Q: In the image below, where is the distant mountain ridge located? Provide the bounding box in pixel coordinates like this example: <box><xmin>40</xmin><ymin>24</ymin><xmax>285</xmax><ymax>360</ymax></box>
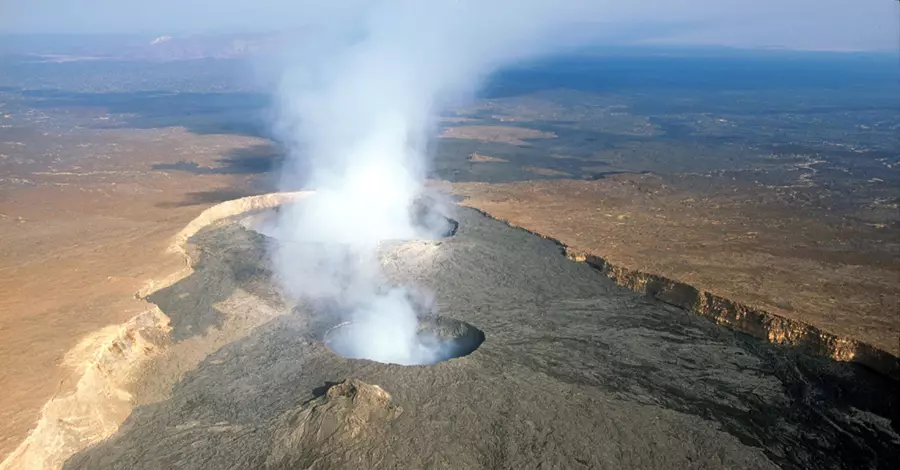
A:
<box><xmin>0</xmin><ymin>33</ymin><xmax>290</xmax><ymax>61</ymax></box>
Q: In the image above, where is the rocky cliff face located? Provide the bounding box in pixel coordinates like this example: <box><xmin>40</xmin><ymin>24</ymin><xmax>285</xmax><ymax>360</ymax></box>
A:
<box><xmin>573</xmin><ymin>251</ymin><xmax>897</xmax><ymax>380</ymax></box>
<box><xmin>467</xmin><ymin>206</ymin><xmax>898</xmax><ymax>381</ymax></box>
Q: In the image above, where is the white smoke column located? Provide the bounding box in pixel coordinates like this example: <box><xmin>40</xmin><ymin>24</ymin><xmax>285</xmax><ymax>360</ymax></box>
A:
<box><xmin>271</xmin><ymin>0</ymin><xmax>592</xmax><ymax>364</ymax></box>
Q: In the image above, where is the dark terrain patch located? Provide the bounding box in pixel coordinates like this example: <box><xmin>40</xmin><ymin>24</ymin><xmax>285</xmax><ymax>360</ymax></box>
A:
<box><xmin>65</xmin><ymin>208</ymin><xmax>898</xmax><ymax>469</ymax></box>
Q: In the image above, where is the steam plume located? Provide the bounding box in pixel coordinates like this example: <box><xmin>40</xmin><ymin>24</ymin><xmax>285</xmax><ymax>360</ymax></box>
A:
<box><xmin>269</xmin><ymin>1</ymin><xmax>590</xmax><ymax>364</ymax></box>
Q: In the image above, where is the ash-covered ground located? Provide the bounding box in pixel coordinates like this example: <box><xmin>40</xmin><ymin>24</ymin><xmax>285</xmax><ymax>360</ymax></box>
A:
<box><xmin>65</xmin><ymin>207</ymin><xmax>898</xmax><ymax>470</ymax></box>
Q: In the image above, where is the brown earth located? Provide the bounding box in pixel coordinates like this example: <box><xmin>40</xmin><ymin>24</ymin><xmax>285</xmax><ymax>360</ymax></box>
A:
<box><xmin>468</xmin><ymin>153</ymin><xmax>508</xmax><ymax>163</ymax></box>
<box><xmin>440</xmin><ymin>125</ymin><xmax>557</xmax><ymax>145</ymax></box>
<box><xmin>453</xmin><ymin>175</ymin><xmax>900</xmax><ymax>358</ymax></box>
<box><xmin>0</xmin><ymin>127</ymin><xmax>268</xmax><ymax>459</ymax></box>
<box><xmin>523</xmin><ymin>166</ymin><xmax>571</xmax><ymax>177</ymax></box>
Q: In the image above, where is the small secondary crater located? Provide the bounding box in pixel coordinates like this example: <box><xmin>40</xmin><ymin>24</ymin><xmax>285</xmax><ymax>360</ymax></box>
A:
<box><xmin>411</xmin><ymin>200</ymin><xmax>458</xmax><ymax>239</ymax></box>
<box><xmin>324</xmin><ymin>316</ymin><xmax>484</xmax><ymax>365</ymax></box>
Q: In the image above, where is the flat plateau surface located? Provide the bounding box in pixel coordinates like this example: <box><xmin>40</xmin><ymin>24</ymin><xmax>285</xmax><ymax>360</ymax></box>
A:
<box><xmin>65</xmin><ymin>208</ymin><xmax>898</xmax><ymax>469</ymax></box>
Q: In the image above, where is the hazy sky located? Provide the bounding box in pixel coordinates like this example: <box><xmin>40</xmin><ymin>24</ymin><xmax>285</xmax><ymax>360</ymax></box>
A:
<box><xmin>1</xmin><ymin>0</ymin><xmax>897</xmax><ymax>51</ymax></box>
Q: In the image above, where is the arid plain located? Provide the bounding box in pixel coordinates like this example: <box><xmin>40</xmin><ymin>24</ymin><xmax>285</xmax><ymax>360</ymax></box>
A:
<box><xmin>0</xmin><ymin>50</ymin><xmax>898</xmax><ymax>467</ymax></box>
<box><xmin>0</xmin><ymin>125</ymin><xmax>277</xmax><ymax>456</ymax></box>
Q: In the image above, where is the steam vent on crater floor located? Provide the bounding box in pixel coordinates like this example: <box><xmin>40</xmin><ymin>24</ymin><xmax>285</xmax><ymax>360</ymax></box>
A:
<box><xmin>62</xmin><ymin>202</ymin><xmax>898</xmax><ymax>470</ymax></box>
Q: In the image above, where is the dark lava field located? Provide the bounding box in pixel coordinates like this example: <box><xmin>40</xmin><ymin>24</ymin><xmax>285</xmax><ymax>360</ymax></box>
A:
<box><xmin>65</xmin><ymin>207</ymin><xmax>898</xmax><ymax>469</ymax></box>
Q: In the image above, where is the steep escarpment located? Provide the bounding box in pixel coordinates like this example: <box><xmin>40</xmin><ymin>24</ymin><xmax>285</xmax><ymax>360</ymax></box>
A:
<box><xmin>1</xmin><ymin>192</ymin><xmax>312</xmax><ymax>470</ymax></box>
<box><xmin>453</xmin><ymin>177</ymin><xmax>899</xmax><ymax>381</ymax></box>
<box><xmin>462</xmin><ymin>204</ymin><xmax>899</xmax><ymax>380</ymax></box>
<box><xmin>572</xmin><ymin>251</ymin><xmax>898</xmax><ymax>380</ymax></box>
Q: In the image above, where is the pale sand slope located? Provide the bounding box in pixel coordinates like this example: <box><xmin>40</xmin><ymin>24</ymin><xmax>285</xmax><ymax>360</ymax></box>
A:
<box><xmin>0</xmin><ymin>127</ymin><xmax>281</xmax><ymax>462</ymax></box>
<box><xmin>1</xmin><ymin>192</ymin><xmax>311</xmax><ymax>470</ymax></box>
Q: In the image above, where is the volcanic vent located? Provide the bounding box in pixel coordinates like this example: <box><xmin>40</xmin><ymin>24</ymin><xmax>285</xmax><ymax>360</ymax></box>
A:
<box><xmin>324</xmin><ymin>315</ymin><xmax>484</xmax><ymax>365</ymax></box>
<box><xmin>242</xmin><ymin>196</ymin><xmax>458</xmax><ymax>243</ymax></box>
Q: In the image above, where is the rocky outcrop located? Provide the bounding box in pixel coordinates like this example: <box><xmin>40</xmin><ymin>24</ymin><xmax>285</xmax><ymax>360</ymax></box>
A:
<box><xmin>0</xmin><ymin>308</ymin><xmax>170</xmax><ymax>470</ymax></box>
<box><xmin>266</xmin><ymin>380</ymin><xmax>402</xmax><ymax>469</ymax></box>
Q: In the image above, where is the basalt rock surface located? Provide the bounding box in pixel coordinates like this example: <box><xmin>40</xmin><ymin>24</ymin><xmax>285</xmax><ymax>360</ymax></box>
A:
<box><xmin>64</xmin><ymin>207</ymin><xmax>898</xmax><ymax>470</ymax></box>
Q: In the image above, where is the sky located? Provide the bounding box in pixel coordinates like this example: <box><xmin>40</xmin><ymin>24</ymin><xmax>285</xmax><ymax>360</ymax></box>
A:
<box><xmin>0</xmin><ymin>0</ymin><xmax>897</xmax><ymax>52</ymax></box>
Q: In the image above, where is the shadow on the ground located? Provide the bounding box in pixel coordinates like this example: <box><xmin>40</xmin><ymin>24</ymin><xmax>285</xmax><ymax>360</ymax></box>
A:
<box><xmin>17</xmin><ymin>88</ymin><xmax>272</xmax><ymax>138</ymax></box>
<box><xmin>152</xmin><ymin>144</ymin><xmax>284</xmax><ymax>175</ymax></box>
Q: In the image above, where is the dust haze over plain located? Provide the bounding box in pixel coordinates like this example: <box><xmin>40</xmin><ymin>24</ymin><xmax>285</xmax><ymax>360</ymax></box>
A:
<box><xmin>1</xmin><ymin>0</ymin><xmax>898</xmax><ymax>51</ymax></box>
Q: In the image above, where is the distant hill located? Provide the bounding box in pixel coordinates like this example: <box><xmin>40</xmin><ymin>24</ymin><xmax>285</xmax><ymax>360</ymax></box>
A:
<box><xmin>0</xmin><ymin>33</ymin><xmax>290</xmax><ymax>62</ymax></box>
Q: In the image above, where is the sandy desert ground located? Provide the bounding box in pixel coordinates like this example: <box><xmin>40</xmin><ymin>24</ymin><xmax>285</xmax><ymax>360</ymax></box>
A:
<box><xmin>0</xmin><ymin>127</ymin><xmax>270</xmax><ymax>458</ymax></box>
